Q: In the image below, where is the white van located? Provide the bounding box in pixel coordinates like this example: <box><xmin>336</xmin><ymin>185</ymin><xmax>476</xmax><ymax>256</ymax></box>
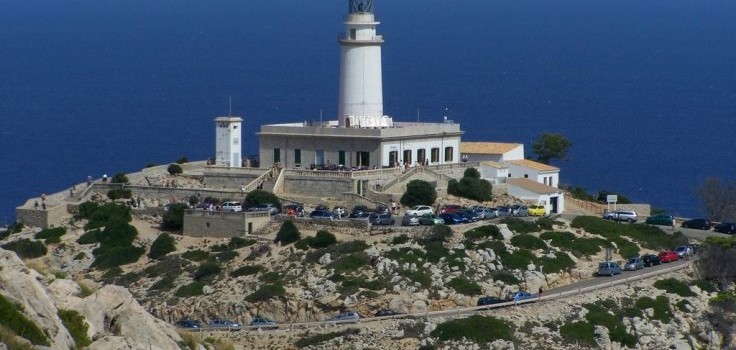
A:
<box><xmin>221</xmin><ymin>201</ymin><xmax>243</xmax><ymax>212</ymax></box>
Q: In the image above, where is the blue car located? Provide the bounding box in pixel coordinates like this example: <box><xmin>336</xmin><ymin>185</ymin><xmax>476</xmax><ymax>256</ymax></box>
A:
<box><xmin>511</xmin><ymin>291</ymin><xmax>537</xmax><ymax>303</ymax></box>
<box><xmin>439</xmin><ymin>212</ymin><xmax>465</xmax><ymax>225</ymax></box>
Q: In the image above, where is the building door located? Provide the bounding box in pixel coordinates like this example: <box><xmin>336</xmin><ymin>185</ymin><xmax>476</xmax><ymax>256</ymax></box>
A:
<box><xmin>357</xmin><ymin>151</ymin><xmax>370</xmax><ymax>168</ymax></box>
<box><xmin>388</xmin><ymin>151</ymin><xmax>398</xmax><ymax>167</ymax></box>
<box><xmin>403</xmin><ymin>150</ymin><xmax>412</xmax><ymax>165</ymax></box>
<box><xmin>550</xmin><ymin>196</ymin><xmax>558</xmax><ymax>214</ymax></box>
<box><xmin>417</xmin><ymin>149</ymin><xmax>426</xmax><ymax>164</ymax></box>
<box><xmin>338</xmin><ymin>150</ymin><xmax>346</xmax><ymax>166</ymax></box>
<box><xmin>315</xmin><ymin>150</ymin><xmax>325</xmax><ymax>166</ymax></box>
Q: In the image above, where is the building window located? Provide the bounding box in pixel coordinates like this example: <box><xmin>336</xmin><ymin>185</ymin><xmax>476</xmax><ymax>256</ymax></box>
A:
<box><xmin>444</xmin><ymin>147</ymin><xmax>454</xmax><ymax>162</ymax></box>
<box><xmin>273</xmin><ymin>148</ymin><xmax>281</xmax><ymax>163</ymax></box>
<box><xmin>524</xmin><ymin>174</ymin><xmax>529</xmax><ymax>179</ymax></box>
<box><xmin>339</xmin><ymin>150</ymin><xmax>346</xmax><ymax>166</ymax></box>
<box><xmin>357</xmin><ymin>151</ymin><xmax>370</xmax><ymax>167</ymax></box>
<box><xmin>389</xmin><ymin>151</ymin><xmax>398</xmax><ymax>167</ymax></box>
<box><xmin>294</xmin><ymin>149</ymin><xmax>301</xmax><ymax>165</ymax></box>
<box><xmin>417</xmin><ymin>149</ymin><xmax>426</xmax><ymax>165</ymax></box>
<box><xmin>350</xmin><ymin>28</ymin><xmax>356</xmax><ymax>39</ymax></box>
<box><xmin>431</xmin><ymin>148</ymin><xmax>440</xmax><ymax>163</ymax></box>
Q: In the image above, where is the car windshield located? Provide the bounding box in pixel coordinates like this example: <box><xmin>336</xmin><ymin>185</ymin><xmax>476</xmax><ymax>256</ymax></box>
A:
<box><xmin>599</xmin><ymin>263</ymin><xmax>610</xmax><ymax>268</ymax></box>
<box><xmin>627</xmin><ymin>258</ymin><xmax>637</xmax><ymax>263</ymax></box>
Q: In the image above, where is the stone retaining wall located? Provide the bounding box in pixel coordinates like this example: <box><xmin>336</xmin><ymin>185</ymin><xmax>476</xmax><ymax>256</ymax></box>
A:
<box><xmin>183</xmin><ymin>211</ymin><xmax>271</xmax><ymax>238</ymax></box>
<box><xmin>283</xmin><ymin>177</ymin><xmax>354</xmax><ymax>199</ymax></box>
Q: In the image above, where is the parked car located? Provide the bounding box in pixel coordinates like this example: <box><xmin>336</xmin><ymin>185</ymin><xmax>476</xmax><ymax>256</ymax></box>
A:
<box><xmin>477</xmin><ymin>296</ymin><xmax>508</xmax><ymax>307</ymax></box>
<box><xmin>623</xmin><ymin>257</ymin><xmax>644</xmax><ymax>271</ymax></box>
<box><xmin>401</xmin><ymin>214</ymin><xmax>420</xmax><ymax>226</ymax></box>
<box><xmin>282</xmin><ymin>204</ymin><xmax>305</xmax><ymax>217</ymax></box>
<box><xmin>250</xmin><ymin>316</ymin><xmax>278</xmax><ymax>329</ymax></box>
<box><xmin>439</xmin><ymin>204</ymin><xmax>464</xmax><ymax>214</ymax></box>
<box><xmin>310</xmin><ymin>209</ymin><xmax>336</xmax><ymax>220</ymax></box>
<box><xmin>641</xmin><ymin>254</ymin><xmax>661</xmax><ymax>267</ymax></box>
<box><xmin>645</xmin><ymin>214</ymin><xmax>674</xmax><ymax>226</ymax></box>
<box><xmin>349</xmin><ymin>205</ymin><xmax>369</xmax><ymax>218</ymax></box>
<box><xmin>682</xmin><ymin>218</ymin><xmax>711</xmax><ymax>230</ymax></box>
<box><xmin>374</xmin><ymin>309</ymin><xmax>403</xmax><ymax>317</ymax></box>
<box><xmin>597</xmin><ymin>261</ymin><xmax>621</xmax><ymax>276</ymax></box>
<box><xmin>471</xmin><ymin>207</ymin><xmax>487</xmax><ymax>220</ymax></box>
<box><xmin>528</xmin><ymin>205</ymin><xmax>547</xmax><ymax>217</ymax></box>
<box><xmin>511</xmin><ymin>205</ymin><xmax>528</xmax><ymax>217</ymax></box>
<box><xmin>248</xmin><ymin>203</ymin><xmax>279</xmax><ymax>215</ymax></box>
<box><xmin>369</xmin><ymin>212</ymin><xmax>395</xmax><ymax>225</ymax></box>
<box><xmin>175</xmin><ymin>319</ymin><xmax>202</xmax><ymax>329</ymax></box>
<box><xmin>496</xmin><ymin>206</ymin><xmax>512</xmax><ymax>218</ymax></box>
<box><xmin>209</xmin><ymin>318</ymin><xmax>240</xmax><ymax>328</ymax></box>
<box><xmin>460</xmin><ymin>210</ymin><xmax>481</xmax><ymax>222</ymax></box>
<box><xmin>603</xmin><ymin>210</ymin><xmax>638</xmax><ymax>223</ymax></box>
<box><xmin>327</xmin><ymin>311</ymin><xmax>360</xmax><ymax>324</ymax></box>
<box><xmin>405</xmin><ymin>205</ymin><xmax>434</xmax><ymax>217</ymax></box>
<box><xmin>439</xmin><ymin>212</ymin><xmax>465</xmax><ymax>225</ymax></box>
<box><xmin>419</xmin><ymin>213</ymin><xmax>445</xmax><ymax>225</ymax></box>
<box><xmin>481</xmin><ymin>207</ymin><xmax>499</xmax><ymax>219</ymax></box>
<box><xmin>714</xmin><ymin>222</ymin><xmax>736</xmax><ymax>234</ymax></box>
<box><xmin>511</xmin><ymin>291</ymin><xmax>537</xmax><ymax>302</ymax></box>
<box><xmin>221</xmin><ymin>201</ymin><xmax>243</xmax><ymax>212</ymax></box>
<box><xmin>658</xmin><ymin>250</ymin><xmax>679</xmax><ymax>263</ymax></box>
<box><xmin>674</xmin><ymin>245</ymin><xmax>692</xmax><ymax>258</ymax></box>
<box><xmin>352</xmin><ymin>212</ymin><xmax>373</xmax><ymax>221</ymax></box>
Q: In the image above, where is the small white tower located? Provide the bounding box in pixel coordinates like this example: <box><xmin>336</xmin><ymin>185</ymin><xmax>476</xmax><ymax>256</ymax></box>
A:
<box><xmin>337</xmin><ymin>0</ymin><xmax>392</xmax><ymax>128</ymax></box>
<box><xmin>214</xmin><ymin>115</ymin><xmax>243</xmax><ymax>167</ymax></box>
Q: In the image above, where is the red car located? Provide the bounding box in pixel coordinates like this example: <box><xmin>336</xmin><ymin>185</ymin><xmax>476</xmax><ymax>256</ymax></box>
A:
<box><xmin>658</xmin><ymin>250</ymin><xmax>679</xmax><ymax>263</ymax></box>
<box><xmin>440</xmin><ymin>205</ymin><xmax>464</xmax><ymax>214</ymax></box>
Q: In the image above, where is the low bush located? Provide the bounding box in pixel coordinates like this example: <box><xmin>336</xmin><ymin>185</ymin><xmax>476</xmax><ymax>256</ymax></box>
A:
<box><xmin>676</xmin><ymin>300</ymin><xmax>691</xmax><ymax>312</ymax></box>
<box><xmin>228</xmin><ymin>237</ymin><xmax>257</xmax><ymax>249</ymax></box>
<box><xmin>175</xmin><ymin>282</ymin><xmax>204</xmax><ymax>297</ymax></box>
<box><xmin>653</xmin><ymin>278</ymin><xmax>696</xmax><ymax>297</ymax></box>
<box><xmin>537</xmin><ymin>252</ymin><xmax>576</xmax><ymax>274</ymax></box>
<box><xmin>144</xmin><ymin>255</ymin><xmax>185</xmax><ymax>278</ymax></box>
<box><xmin>161</xmin><ymin>203</ymin><xmax>188</xmax><ymax>231</ymax></box>
<box><xmin>540</xmin><ymin>231</ymin><xmax>574</xmax><ymax>246</ymax></box>
<box><xmin>510</xmin><ymin>234</ymin><xmax>547</xmax><ymax>250</ymax></box>
<box><xmin>328</xmin><ymin>253</ymin><xmax>370</xmax><ymax>274</ymax></box>
<box><xmin>107</xmin><ymin>188</ymin><xmax>132</xmax><ymax>200</ymax></box>
<box><xmin>536</xmin><ymin>217</ymin><xmax>556</xmax><ymax>230</ymax></box>
<box><xmin>148</xmin><ymin>276</ymin><xmax>175</xmax><ymax>291</ymax></box>
<box><xmin>274</xmin><ymin>221</ymin><xmax>301</xmax><ymax>245</ymax></box>
<box><xmin>245</xmin><ymin>283</ymin><xmax>285</xmax><ymax>302</ymax></box>
<box><xmin>391</xmin><ymin>234</ymin><xmax>410</xmax><ymax>245</ymax></box>
<box><xmin>167</xmin><ymin>163</ymin><xmax>183</xmax><ymax>175</ymax></box>
<box><xmin>148</xmin><ymin>233</ymin><xmax>177</xmax><ymax>259</ymax></box>
<box><xmin>399</xmin><ymin>269</ymin><xmax>431</xmax><ymax>288</ymax></box>
<box><xmin>260</xmin><ymin>272</ymin><xmax>281</xmax><ymax>283</ymax></box>
<box><xmin>338</xmin><ymin>277</ymin><xmax>387</xmax><ymax>295</ymax></box>
<box><xmin>382</xmin><ymin>247</ymin><xmax>424</xmax><ymax>265</ymax></box>
<box><xmin>430</xmin><ymin>315</ymin><xmax>512</xmax><ymax>344</ymax></box>
<box><xmin>560</xmin><ymin>321</ymin><xmax>595</xmax><ymax>347</ymax></box>
<box><xmin>73</xmin><ymin>252</ymin><xmax>87</xmax><ymax>260</ymax></box>
<box><xmin>35</xmin><ymin>227</ymin><xmax>67</xmax><ymax>242</ymax></box>
<box><xmin>463</xmin><ymin>225</ymin><xmax>502</xmax><ymax>241</ymax></box>
<box><xmin>475</xmin><ymin>240</ymin><xmax>507</xmax><ymax>254</ymax></box>
<box><xmin>571</xmin><ymin>216</ymin><xmax>687</xmax><ymax>251</ymax></box>
<box><xmin>76</xmin><ymin>229</ymin><xmax>100</xmax><ymax>244</ymax></box>
<box><xmin>1</xmin><ymin>239</ymin><xmax>48</xmax><ymax>259</ymax></box>
<box><xmin>501</xmin><ymin>218</ymin><xmax>540</xmax><ymax>233</ymax></box>
<box><xmin>448</xmin><ymin>277</ymin><xmax>482</xmax><ymax>296</ymax></box>
<box><xmin>499</xmin><ymin>249</ymin><xmax>535</xmax><ymax>270</ymax></box>
<box><xmin>493</xmin><ymin>271</ymin><xmax>520</xmax><ymax>285</ymax></box>
<box><xmin>111</xmin><ymin>173</ymin><xmax>129</xmax><ymax>184</ymax></box>
<box><xmin>230</xmin><ymin>265</ymin><xmax>264</xmax><ymax>277</ymax></box>
<box><xmin>91</xmin><ymin>244</ymin><xmax>145</xmax><ymax>269</ymax></box>
<box><xmin>691</xmin><ymin>279</ymin><xmax>717</xmax><ymax>293</ymax></box>
<box><xmin>295</xmin><ymin>328</ymin><xmax>360</xmax><ymax>348</ymax></box>
<box><xmin>447</xmin><ymin>168</ymin><xmax>493</xmax><ymax>202</ymax></box>
<box><xmin>0</xmin><ymin>294</ymin><xmax>50</xmax><ymax>346</ymax></box>
<box><xmin>583</xmin><ymin>303</ymin><xmax>637</xmax><ymax>347</ymax></box>
<box><xmin>612</xmin><ymin>237</ymin><xmax>640</xmax><ymax>258</ymax></box>
<box><xmin>211</xmin><ymin>250</ymin><xmax>239</xmax><ymax>263</ymax></box>
<box><xmin>423</xmin><ymin>224</ymin><xmax>452</xmax><ymax>243</ymax></box>
<box><xmin>294</xmin><ymin>238</ymin><xmax>312</xmax><ymax>250</ymax></box>
<box><xmin>193</xmin><ymin>262</ymin><xmax>221</xmax><ymax>281</ymax></box>
<box><xmin>423</xmin><ymin>241</ymin><xmax>450</xmax><ymax>263</ymax></box>
<box><xmin>182</xmin><ymin>249</ymin><xmax>209</xmax><ymax>261</ymax></box>
<box><xmin>311</xmin><ymin>230</ymin><xmax>337</xmax><ymax>248</ymax></box>
<box><xmin>58</xmin><ymin>309</ymin><xmax>91</xmax><ymax>348</ymax></box>
<box><xmin>635</xmin><ymin>296</ymin><xmax>673</xmax><ymax>323</ymax></box>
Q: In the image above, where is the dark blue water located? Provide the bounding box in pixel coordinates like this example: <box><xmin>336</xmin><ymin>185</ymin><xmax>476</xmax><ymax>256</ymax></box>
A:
<box><xmin>2</xmin><ymin>0</ymin><xmax>735</xmax><ymax>224</ymax></box>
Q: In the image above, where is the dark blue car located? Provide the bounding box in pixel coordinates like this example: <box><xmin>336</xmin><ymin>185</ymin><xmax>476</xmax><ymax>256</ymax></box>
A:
<box><xmin>439</xmin><ymin>212</ymin><xmax>465</xmax><ymax>225</ymax></box>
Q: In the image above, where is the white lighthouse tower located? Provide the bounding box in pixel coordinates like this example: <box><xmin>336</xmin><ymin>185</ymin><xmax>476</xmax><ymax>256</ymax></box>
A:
<box><xmin>337</xmin><ymin>0</ymin><xmax>393</xmax><ymax>128</ymax></box>
<box><xmin>214</xmin><ymin>115</ymin><xmax>243</xmax><ymax>167</ymax></box>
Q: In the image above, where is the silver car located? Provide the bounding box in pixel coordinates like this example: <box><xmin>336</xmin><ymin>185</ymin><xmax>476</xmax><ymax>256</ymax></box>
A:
<box><xmin>401</xmin><ymin>214</ymin><xmax>420</xmax><ymax>226</ymax></box>
<box><xmin>623</xmin><ymin>257</ymin><xmax>644</xmax><ymax>271</ymax></box>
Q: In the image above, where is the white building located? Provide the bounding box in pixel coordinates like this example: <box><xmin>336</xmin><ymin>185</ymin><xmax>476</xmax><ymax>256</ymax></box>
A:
<box><xmin>478</xmin><ymin>161</ymin><xmax>509</xmax><ymax>185</ymax></box>
<box><xmin>214</xmin><ymin>115</ymin><xmax>243</xmax><ymax>167</ymax></box>
<box><xmin>460</xmin><ymin>142</ymin><xmax>524</xmax><ymax>162</ymax></box>
<box><xmin>506</xmin><ymin>159</ymin><xmax>560</xmax><ymax>188</ymax></box>
<box><xmin>507</xmin><ymin>178</ymin><xmax>565</xmax><ymax>214</ymax></box>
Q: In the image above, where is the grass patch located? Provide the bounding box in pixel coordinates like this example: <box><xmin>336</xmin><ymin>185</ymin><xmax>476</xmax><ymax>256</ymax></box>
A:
<box><xmin>175</xmin><ymin>282</ymin><xmax>205</xmax><ymax>297</ymax></box>
<box><xmin>493</xmin><ymin>271</ymin><xmax>520</xmax><ymax>285</ymax></box>
<box><xmin>35</xmin><ymin>227</ymin><xmax>67</xmax><ymax>243</ymax></box>
<box><xmin>295</xmin><ymin>328</ymin><xmax>360</xmax><ymax>348</ymax></box>
<box><xmin>635</xmin><ymin>296</ymin><xmax>673</xmax><ymax>323</ymax></box>
<box><xmin>382</xmin><ymin>247</ymin><xmax>424</xmax><ymax>265</ymax></box>
<box><xmin>463</xmin><ymin>225</ymin><xmax>502</xmax><ymax>241</ymax></box>
<box><xmin>0</xmin><ymin>294</ymin><xmax>50</xmax><ymax>346</ymax></box>
<box><xmin>691</xmin><ymin>279</ymin><xmax>717</xmax><ymax>293</ymax></box>
<box><xmin>447</xmin><ymin>277</ymin><xmax>482</xmax><ymax>296</ymax></box>
<box><xmin>536</xmin><ymin>252</ymin><xmax>576</xmax><ymax>274</ymax></box>
<box><xmin>231</xmin><ymin>265</ymin><xmax>264</xmax><ymax>278</ymax></box>
<box><xmin>571</xmin><ymin>216</ymin><xmax>687</xmax><ymax>251</ymax></box>
<box><xmin>193</xmin><ymin>262</ymin><xmax>221</xmax><ymax>282</ymax></box>
<box><xmin>182</xmin><ymin>249</ymin><xmax>210</xmax><ymax>261</ymax></box>
<box><xmin>560</xmin><ymin>321</ymin><xmax>596</xmax><ymax>346</ymax></box>
<box><xmin>430</xmin><ymin>315</ymin><xmax>512</xmax><ymax>344</ymax></box>
<box><xmin>583</xmin><ymin>302</ymin><xmax>637</xmax><ymax>347</ymax></box>
<box><xmin>328</xmin><ymin>252</ymin><xmax>370</xmax><ymax>274</ymax></box>
<box><xmin>399</xmin><ymin>269</ymin><xmax>432</xmax><ymax>288</ymax></box>
<box><xmin>260</xmin><ymin>272</ymin><xmax>280</xmax><ymax>283</ymax></box>
<box><xmin>58</xmin><ymin>309</ymin><xmax>91</xmax><ymax>348</ymax></box>
<box><xmin>510</xmin><ymin>234</ymin><xmax>547</xmax><ymax>250</ymax></box>
<box><xmin>475</xmin><ymin>240</ymin><xmax>507</xmax><ymax>254</ymax></box>
<box><xmin>501</xmin><ymin>217</ymin><xmax>540</xmax><ymax>233</ymax></box>
<box><xmin>245</xmin><ymin>283</ymin><xmax>285</xmax><ymax>302</ymax></box>
<box><xmin>654</xmin><ymin>278</ymin><xmax>696</xmax><ymax>297</ymax></box>
<box><xmin>149</xmin><ymin>276</ymin><xmax>175</xmax><ymax>292</ymax></box>
<box><xmin>391</xmin><ymin>234</ymin><xmax>410</xmax><ymax>245</ymax></box>
<box><xmin>499</xmin><ymin>249</ymin><xmax>535</xmax><ymax>270</ymax></box>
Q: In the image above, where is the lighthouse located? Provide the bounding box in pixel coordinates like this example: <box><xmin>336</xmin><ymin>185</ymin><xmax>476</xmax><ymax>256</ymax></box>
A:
<box><xmin>337</xmin><ymin>0</ymin><xmax>393</xmax><ymax>128</ymax></box>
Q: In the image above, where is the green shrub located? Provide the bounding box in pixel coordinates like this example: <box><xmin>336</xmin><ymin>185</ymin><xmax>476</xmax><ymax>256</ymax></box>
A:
<box><xmin>448</xmin><ymin>277</ymin><xmax>482</xmax><ymax>296</ymax></box>
<box><xmin>653</xmin><ymin>278</ymin><xmax>696</xmax><ymax>297</ymax></box>
<box><xmin>423</xmin><ymin>224</ymin><xmax>452</xmax><ymax>243</ymax></box>
<box><xmin>58</xmin><ymin>309</ymin><xmax>91</xmax><ymax>348</ymax></box>
<box><xmin>73</xmin><ymin>252</ymin><xmax>86</xmax><ymax>260</ymax></box>
<box><xmin>501</xmin><ymin>218</ymin><xmax>540</xmax><ymax>233</ymax></box>
<box><xmin>537</xmin><ymin>252</ymin><xmax>576</xmax><ymax>274</ymax></box>
<box><xmin>569</xmin><ymin>238</ymin><xmax>606</xmax><ymax>256</ymax></box>
<box><xmin>148</xmin><ymin>276</ymin><xmax>175</xmax><ymax>291</ymax></box>
<box><xmin>211</xmin><ymin>250</ymin><xmax>238</xmax><ymax>262</ymax></box>
<box><xmin>161</xmin><ymin>203</ymin><xmax>188</xmax><ymax>231</ymax></box>
<box><xmin>391</xmin><ymin>234</ymin><xmax>410</xmax><ymax>245</ymax></box>
<box><xmin>111</xmin><ymin>173</ymin><xmax>129</xmax><ymax>184</ymax></box>
<box><xmin>676</xmin><ymin>300</ymin><xmax>691</xmax><ymax>312</ymax></box>
<box><xmin>382</xmin><ymin>247</ymin><xmax>424</xmax><ymax>265</ymax></box>
<box><xmin>329</xmin><ymin>253</ymin><xmax>370</xmax><ymax>273</ymax></box>
<box><xmin>274</xmin><ymin>221</ymin><xmax>301</xmax><ymax>245</ymax></box>
<box><xmin>583</xmin><ymin>303</ymin><xmax>637</xmax><ymax>347</ymax></box>
<box><xmin>400</xmin><ymin>180</ymin><xmax>438</xmax><ymax>208</ymax></box>
<box><xmin>76</xmin><ymin>229</ymin><xmax>100</xmax><ymax>244</ymax></box>
<box><xmin>193</xmin><ymin>262</ymin><xmax>221</xmax><ymax>281</ymax></box>
<box><xmin>635</xmin><ymin>296</ymin><xmax>673</xmax><ymax>323</ymax></box>
<box><xmin>209</xmin><ymin>243</ymin><xmax>229</xmax><ymax>252</ymax></box>
<box><xmin>294</xmin><ymin>238</ymin><xmax>311</xmax><ymax>250</ymax></box>
<box><xmin>447</xmin><ymin>168</ymin><xmax>493</xmax><ymax>201</ymax></box>
<box><xmin>464</xmin><ymin>225</ymin><xmax>502</xmax><ymax>241</ymax></box>
<box><xmin>107</xmin><ymin>188</ymin><xmax>132</xmax><ymax>200</ymax></box>
<box><xmin>536</xmin><ymin>217</ymin><xmax>556</xmax><ymax>230</ymax></box>
<box><xmin>245</xmin><ymin>283</ymin><xmax>285</xmax><ymax>302</ymax></box>
<box><xmin>423</xmin><ymin>241</ymin><xmax>450</xmax><ymax>263</ymax></box>
<box><xmin>311</xmin><ymin>230</ymin><xmax>337</xmax><ymax>248</ymax></box>
<box><xmin>612</xmin><ymin>237</ymin><xmax>640</xmax><ymax>258</ymax></box>
<box><xmin>231</xmin><ymin>265</ymin><xmax>264</xmax><ymax>277</ymax></box>
<box><xmin>511</xmin><ymin>234</ymin><xmax>547</xmax><ymax>250</ymax></box>
<box><xmin>399</xmin><ymin>269</ymin><xmax>431</xmax><ymax>288</ymax></box>
<box><xmin>175</xmin><ymin>156</ymin><xmax>188</xmax><ymax>164</ymax></box>
<box><xmin>560</xmin><ymin>321</ymin><xmax>596</xmax><ymax>346</ymax></box>
<box><xmin>35</xmin><ymin>227</ymin><xmax>66</xmax><ymax>242</ymax></box>
<box><xmin>79</xmin><ymin>202</ymin><xmax>131</xmax><ymax>230</ymax></box>
<box><xmin>1</xmin><ymin>239</ymin><xmax>48</xmax><ymax>259</ymax></box>
<box><xmin>493</xmin><ymin>271</ymin><xmax>520</xmax><ymax>285</ymax></box>
<box><xmin>295</xmin><ymin>328</ymin><xmax>360</xmax><ymax>348</ymax></box>
<box><xmin>571</xmin><ymin>216</ymin><xmax>687</xmax><ymax>251</ymax></box>
<box><xmin>175</xmin><ymin>282</ymin><xmax>204</xmax><ymax>297</ymax></box>
<box><xmin>475</xmin><ymin>240</ymin><xmax>507</xmax><ymax>254</ymax></box>
<box><xmin>90</xmin><ymin>222</ymin><xmax>144</xmax><ymax>269</ymax></box>
<box><xmin>499</xmin><ymin>249</ymin><xmax>535</xmax><ymax>270</ymax></box>
<box><xmin>111</xmin><ymin>272</ymin><xmax>141</xmax><ymax>287</ymax></box>
<box><xmin>540</xmin><ymin>231</ymin><xmax>574</xmax><ymax>246</ymax></box>
<box><xmin>431</xmin><ymin>315</ymin><xmax>512</xmax><ymax>344</ymax></box>
<box><xmin>691</xmin><ymin>279</ymin><xmax>717</xmax><ymax>293</ymax></box>
<box><xmin>261</xmin><ymin>272</ymin><xmax>281</xmax><ymax>283</ymax></box>
<box><xmin>0</xmin><ymin>294</ymin><xmax>50</xmax><ymax>346</ymax></box>
<box><xmin>143</xmin><ymin>255</ymin><xmax>185</xmax><ymax>278</ymax></box>
<box><xmin>228</xmin><ymin>237</ymin><xmax>257</xmax><ymax>249</ymax></box>
<box><xmin>148</xmin><ymin>233</ymin><xmax>177</xmax><ymax>259</ymax></box>
<box><xmin>182</xmin><ymin>249</ymin><xmax>209</xmax><ymax>261</ymax></box>
<box><xmin>245</xmin><ymin>190</ymin><xmax>281</xmax><ymax>211</ymax></box>
<box><xmin>167</xmin><ymin>163</ymin><xmax>183</xmax><ymax>175</ymax></box>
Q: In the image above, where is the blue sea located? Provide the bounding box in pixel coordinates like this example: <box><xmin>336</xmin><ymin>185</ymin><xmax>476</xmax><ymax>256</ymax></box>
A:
<box><xmin>2</xmin><ymin>0</ymin><xmax>735</xmax><ymax>224</ymax></box>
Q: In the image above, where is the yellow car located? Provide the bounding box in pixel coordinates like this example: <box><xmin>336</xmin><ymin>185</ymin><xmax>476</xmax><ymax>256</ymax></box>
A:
<box><xmin>528</xmin><ymin>205</ymin><xmax>547</xmax><ymax>216</ymax></box>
